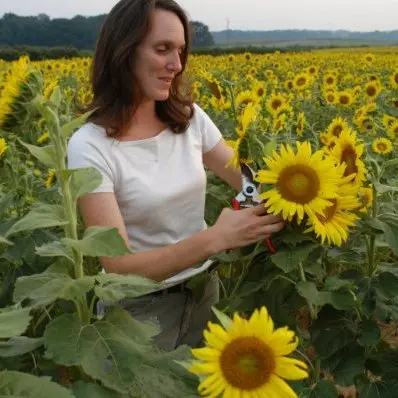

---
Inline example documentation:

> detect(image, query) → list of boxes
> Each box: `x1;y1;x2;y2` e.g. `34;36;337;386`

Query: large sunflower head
256;141;343;223
293;73;312;91
190;307;308;398
305;183;360;246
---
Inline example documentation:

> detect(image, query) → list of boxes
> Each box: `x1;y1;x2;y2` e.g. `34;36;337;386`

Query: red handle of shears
231;198;277;254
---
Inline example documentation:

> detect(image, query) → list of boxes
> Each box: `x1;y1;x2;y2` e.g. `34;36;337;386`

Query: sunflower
293;73;311;91
381;115;397;129
296;112;305;136
364;81;382;100
256;141;343;223
324;90;337;105
37;131;50;144
236;102;258;137
390;69;398;89
235;90;258;108
323;74;337;88
356;186;373;213
329;129;367;186
0;138;8;158
337;90;354;107
0;56;33;128
364;53;375;63
392;98;398;110
252;80;266;100
190;307;308;398
372;138;393;154
45;169;57;189
272;112;288;135
387;120;398;140
265;92;288;116
305;184;360;246
226;136;251;170
326;116;349;138
356;116;374;134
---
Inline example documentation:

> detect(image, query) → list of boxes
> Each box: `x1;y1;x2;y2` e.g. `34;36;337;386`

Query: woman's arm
78;191;283;281
202;138;242;191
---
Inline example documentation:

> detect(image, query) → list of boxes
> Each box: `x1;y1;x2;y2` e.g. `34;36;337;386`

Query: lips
159;77;173;83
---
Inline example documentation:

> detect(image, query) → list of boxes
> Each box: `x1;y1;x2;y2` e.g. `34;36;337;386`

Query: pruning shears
232;162;277;254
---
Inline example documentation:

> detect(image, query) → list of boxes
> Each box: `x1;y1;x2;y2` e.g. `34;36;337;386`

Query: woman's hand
210;204;285;252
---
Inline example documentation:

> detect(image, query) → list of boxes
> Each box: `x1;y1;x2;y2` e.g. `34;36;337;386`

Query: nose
167;50;182;73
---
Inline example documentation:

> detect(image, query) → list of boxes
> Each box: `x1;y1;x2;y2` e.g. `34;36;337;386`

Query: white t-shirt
67;103;222;284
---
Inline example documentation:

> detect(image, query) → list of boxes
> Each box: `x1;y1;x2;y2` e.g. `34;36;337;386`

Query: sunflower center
332;125;343;136
296;77;306;86
272;99;282;110
341;146;358;176
377;142;387;151
277;165;320;204
326;77;334;85
394;74;398;84
220;336;275;390
317;199;338;223
339;95;349;105
257;88;265;97
366;86;376;96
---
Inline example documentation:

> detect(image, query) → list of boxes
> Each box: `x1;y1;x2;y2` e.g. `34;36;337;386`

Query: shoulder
189;103;214;127
68;122;108;148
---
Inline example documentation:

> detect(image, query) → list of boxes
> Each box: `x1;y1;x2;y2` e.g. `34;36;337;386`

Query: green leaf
5;204;68;237
358;320;381;347
0;308;32;338
324;276;354;291
0;236;13;245
94;273;159;302
44;308;160;393
334;345;365;386
61;109;94;140
262;138;277;158
329;289;356;311
310;380;338;397
372;180;398;194
35;241;74;263
72;381;124;398
18;140;57;167
271;243;319;273
0;370;74;397
0;337;44;357
13;273;95;307
49;86;62;108
63;226;131;257
69;167;103;201
212;306;232;329
376;272;398;298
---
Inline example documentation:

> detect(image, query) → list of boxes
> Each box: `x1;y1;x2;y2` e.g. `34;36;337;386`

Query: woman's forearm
100;227;222;281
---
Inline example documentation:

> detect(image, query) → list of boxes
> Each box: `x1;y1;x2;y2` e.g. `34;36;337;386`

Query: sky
1;0;397;32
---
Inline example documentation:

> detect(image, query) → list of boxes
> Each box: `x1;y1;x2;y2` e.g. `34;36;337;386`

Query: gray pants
97;272;219;351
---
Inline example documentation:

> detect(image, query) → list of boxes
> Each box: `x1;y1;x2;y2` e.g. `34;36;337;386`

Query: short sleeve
192;104;222;153
67;126;115;193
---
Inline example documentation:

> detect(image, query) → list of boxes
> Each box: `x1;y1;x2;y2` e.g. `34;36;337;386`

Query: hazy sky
1;0;397;32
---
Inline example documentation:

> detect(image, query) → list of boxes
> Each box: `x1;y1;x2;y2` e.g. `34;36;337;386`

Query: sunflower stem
367;184;378;277
298;261;317;320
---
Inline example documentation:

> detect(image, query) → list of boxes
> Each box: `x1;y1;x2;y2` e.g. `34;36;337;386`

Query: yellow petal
275;356;309;380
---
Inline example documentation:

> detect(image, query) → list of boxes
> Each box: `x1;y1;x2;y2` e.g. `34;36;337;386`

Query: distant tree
190;21;214;47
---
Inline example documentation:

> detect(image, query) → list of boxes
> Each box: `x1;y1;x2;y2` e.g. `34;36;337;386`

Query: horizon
0;12;396;34
1;0;397;32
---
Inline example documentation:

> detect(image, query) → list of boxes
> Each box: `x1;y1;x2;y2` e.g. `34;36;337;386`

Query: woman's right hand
210;204;285;252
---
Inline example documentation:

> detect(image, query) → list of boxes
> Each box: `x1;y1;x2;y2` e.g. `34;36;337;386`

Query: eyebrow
154;40;186;49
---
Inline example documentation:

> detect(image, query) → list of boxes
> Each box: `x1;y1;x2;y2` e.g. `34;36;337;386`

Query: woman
67;0;284;351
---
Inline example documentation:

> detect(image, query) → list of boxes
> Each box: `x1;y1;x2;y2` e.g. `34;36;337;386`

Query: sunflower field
0;48;398;397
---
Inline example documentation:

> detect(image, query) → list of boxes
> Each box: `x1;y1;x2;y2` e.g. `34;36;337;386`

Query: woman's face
134;9;186;102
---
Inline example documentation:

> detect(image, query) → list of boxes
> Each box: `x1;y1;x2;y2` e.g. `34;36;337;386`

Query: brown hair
85;0;194;137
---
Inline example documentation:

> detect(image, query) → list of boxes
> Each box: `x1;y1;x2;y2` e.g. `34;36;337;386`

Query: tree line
0;13;214;49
